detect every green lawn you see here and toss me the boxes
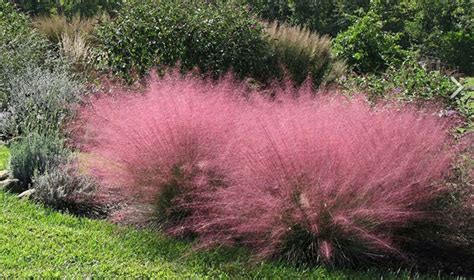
[0,145,9,170]
[464,77,474,88]
[1,191,432,279]
[0,146,440,278]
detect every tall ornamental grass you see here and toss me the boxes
[265,21,345,87]
[192,94,453,265]
[75,71,250,235]
[76,70,455,265]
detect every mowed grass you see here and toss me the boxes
[464,77,474,88]
[0,147,437,279]
[0,145,9,170]
[4,192,439,279]
[2,191,432,279]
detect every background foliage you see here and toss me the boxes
[0,0,49,109]
[240,0,369,37]
[265,22,345,87]
[95,0,276,83]
[333,11,406,73]
[342,57,473,131]
[243,0,473,75]
[8,0,122,18]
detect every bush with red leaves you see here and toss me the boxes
[75,71,249,235]
[190,94,454,265]
[76,71,455,265]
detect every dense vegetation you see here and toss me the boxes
[94,0,276,83]
[0,0,48,113]
[9,0,122,18]
[244,0,473,75]
[0,0,472,278]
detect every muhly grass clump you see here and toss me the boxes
[76,70,456,265]
[189,94,455,265]
[75,71,250,235]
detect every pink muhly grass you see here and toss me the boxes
[75,71,250,235]
[74,69,456,265]
[190,93,455,265]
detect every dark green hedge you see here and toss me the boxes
[94,0,277,83]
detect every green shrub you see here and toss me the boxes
[333,11,407,73]
[344,58,454,100]
[94,0,187,81]
[94,0,276,83]
[9,133,69,192]
[346,1,473,75]
[241,0,370,37]
[1,64,84,138]
[0,0,36,41]
[342,57,473,130]
[181,2,275,82]
[437,31,473,75]
[403,1,473,75]
[265,21,345,87]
